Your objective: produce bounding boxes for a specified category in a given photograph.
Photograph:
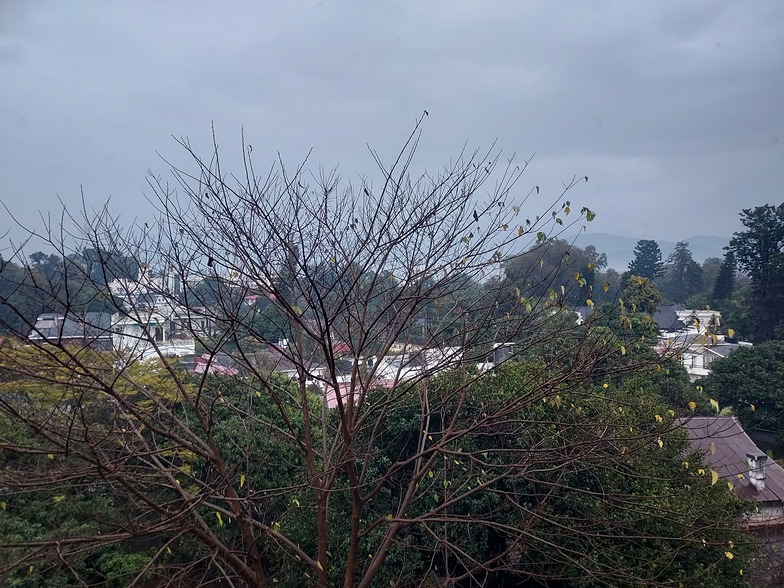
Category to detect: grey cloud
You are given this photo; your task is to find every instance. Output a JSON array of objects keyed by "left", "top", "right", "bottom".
[{"left": 1, "top": 0, "right": 782, "bottom": 247}]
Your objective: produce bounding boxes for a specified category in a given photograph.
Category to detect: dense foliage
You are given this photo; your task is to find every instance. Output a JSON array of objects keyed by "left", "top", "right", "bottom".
[
  {"left": 0, "top": 352, "right": 754, "bottom": 587},
  {"left": 700, "top": 340, "right": 784, "bottom": 439},
  {"left": 729, "top": 204, "right": 784, "bottom": 341}
]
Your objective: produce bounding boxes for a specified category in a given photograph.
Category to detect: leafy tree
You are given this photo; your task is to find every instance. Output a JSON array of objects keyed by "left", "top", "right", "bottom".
[
  {"left": 712, "top": 251, "right": 737, "bottom": 304},
  {"left": 29, "top": 252, "right": 63, "bottom": 281},
  {"left": 718, "top": 284, "right": 752, "bottom": 341},
  {"left": 729, "top": 203, "right": 784, "bottom": 341},
  {"left": 503, "top": 238, "right": 611, "bottom": 308},
  {"left": 701, "top": 256, "right": 723, "bottom": 297},
  {"left": 700, "top": 340, "right": 784, "bottom": 439},
  {"left": 621, "top": 274, "right": 662, "bottom": 315},
  {"left": 0, "top": 258, "right": 47, "bottom": 335},
  {"left": 628, "top": 239, "right": 663, "bottom": 280}
]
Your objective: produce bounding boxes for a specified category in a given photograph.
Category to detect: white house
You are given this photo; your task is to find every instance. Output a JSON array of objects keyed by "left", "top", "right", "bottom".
[{"left": 654, "top": 307, "right": 750, "bottom": 381}]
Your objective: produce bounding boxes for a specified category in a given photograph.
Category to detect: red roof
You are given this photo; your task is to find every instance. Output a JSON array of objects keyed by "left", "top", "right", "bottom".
[
  {"left": 332, "top": 342, "right": 352, "bottom": 355},
  {"left": 324, "top": 379, "right": 396, "bottom": 409},
  {"left": 677, "top": 416, "right": 784, "bottom": 503}
]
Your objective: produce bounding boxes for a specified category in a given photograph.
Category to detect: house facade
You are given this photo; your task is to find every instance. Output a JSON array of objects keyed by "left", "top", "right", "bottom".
[{"left": 654, "top": 306, "right": 750, "bottom": 381}]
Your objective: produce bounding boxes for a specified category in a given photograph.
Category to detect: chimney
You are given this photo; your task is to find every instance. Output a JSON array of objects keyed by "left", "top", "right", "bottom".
[{"left": 747, "top": 453, "right": 768, "bottom": 492}]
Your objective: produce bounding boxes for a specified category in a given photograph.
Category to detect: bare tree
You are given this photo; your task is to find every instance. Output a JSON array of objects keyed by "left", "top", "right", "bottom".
[{"left": 0, "top": 121, "right": 751, "bottom": 587}]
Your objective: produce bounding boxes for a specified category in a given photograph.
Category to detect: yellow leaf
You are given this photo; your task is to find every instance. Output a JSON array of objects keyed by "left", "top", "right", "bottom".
[
  {"left": 603, "top": 281, "right": 609, "bottom": 293},
  {"left": 240, "top": 474, "right": 246, "bottom": 488},
  {"left": 739, "top": 569, "right": 743, "bottom": 576},
  {"left": 561, "top": 285, "right": 565, "bottom": 295},
  {"left": 751, "top": 404, "right": 756, "bottom": 412},
  {"left": 711, "top": 470, "right": 719, "bottom": 486},
  {"left": 728, "top": 328, "right": 735, "bottom": 338},
  {"left": 0, "top": 501, "right": 5, "bottom": 510},
  {"left": 428, "top": 470, "right": 433, "bottom": 478},
  {"left": 47, "top": 454, "right": 54, "bottom": 460},
  {"left": 727, "top": 481, "right": 734, "bottom": 491},
  {"left": 518, "top": 226, "right": 524, "bottom": 236},
  {"left": 725, "top": 551, "right": 733, "bottom": 560},
  {"left": 655, "top": 414, "right": 663, "bottom": 423},
  {"left": 709, "top": 398, "right": 719, "bottom": 412},
  {"left": 682, "top": 461, "right": 689, "bottom": 469},
  {"left": 710, "top": 441, "right": 716, "bottom": 455},
  {"left": 620, "top": 345, "right": 626, "bottom": 356},
  {"left": 657, "top": 438, "right": 663, "bottom": 448},
  {"left": 216, "top": 512, "right": 224, "bottom": 526},
  {"left": 667, "top": 409, "right": 675, "bottom": 417},
  {"left": 698, "top": 468, "right": 705, "bottom": 475},
  {"left": 728, "top": 540, "right": 734, "bottom": 548},
  {"left": 586, "top": 298, "right": 594, "bottom": 308},
  {"left": 688, "top": 401, "right": 697, "bottom": 411},
  {"left": 603, "top": 383, "right": 609, "bottom": 389},
  {"left": 317, "top": 561, "right": 324, "bottom": 571}
]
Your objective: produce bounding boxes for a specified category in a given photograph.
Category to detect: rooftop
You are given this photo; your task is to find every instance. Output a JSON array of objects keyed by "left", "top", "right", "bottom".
[{"left": 677, "top": 416, "right": 784, "bottom": 504}]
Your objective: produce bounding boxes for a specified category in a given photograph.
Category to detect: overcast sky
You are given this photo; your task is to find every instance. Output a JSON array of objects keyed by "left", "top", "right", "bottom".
[{"left": 1, "top": 1, "right": 782, "bottom": 251}]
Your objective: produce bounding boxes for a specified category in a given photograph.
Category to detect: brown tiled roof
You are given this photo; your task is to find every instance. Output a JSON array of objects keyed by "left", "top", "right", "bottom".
[{"left": 676, "top": 416, "right": 784, "bottom": 503}]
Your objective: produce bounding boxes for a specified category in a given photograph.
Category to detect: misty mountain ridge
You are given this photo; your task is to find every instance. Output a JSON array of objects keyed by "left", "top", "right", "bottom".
[{"left": 568, "top": 232, "right": 730, "bottom": 272}]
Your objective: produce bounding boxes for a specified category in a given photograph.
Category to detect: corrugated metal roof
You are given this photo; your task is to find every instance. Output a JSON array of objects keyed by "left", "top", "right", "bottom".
[{"left": 677, "top": 416, "right": 784, "bottom": 503}]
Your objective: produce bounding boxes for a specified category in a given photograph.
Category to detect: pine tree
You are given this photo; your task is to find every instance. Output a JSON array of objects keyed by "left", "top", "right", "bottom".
[
  {"left": 730, "top": 204, "right": 784, "bottom": 340},
  {"left": 628, "top": 239, "right": 663, "bottom": 280},
  {"left": 666, "top": 241, "right": 703, "bottom": 303},
  {"left": 711, "top": 251, "right": 736, "bottom": 303}
]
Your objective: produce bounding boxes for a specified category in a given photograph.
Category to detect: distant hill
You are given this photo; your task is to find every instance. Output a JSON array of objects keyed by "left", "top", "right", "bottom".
[{"left": 570, "top": 233, "right": 730, "bottom": 272}]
